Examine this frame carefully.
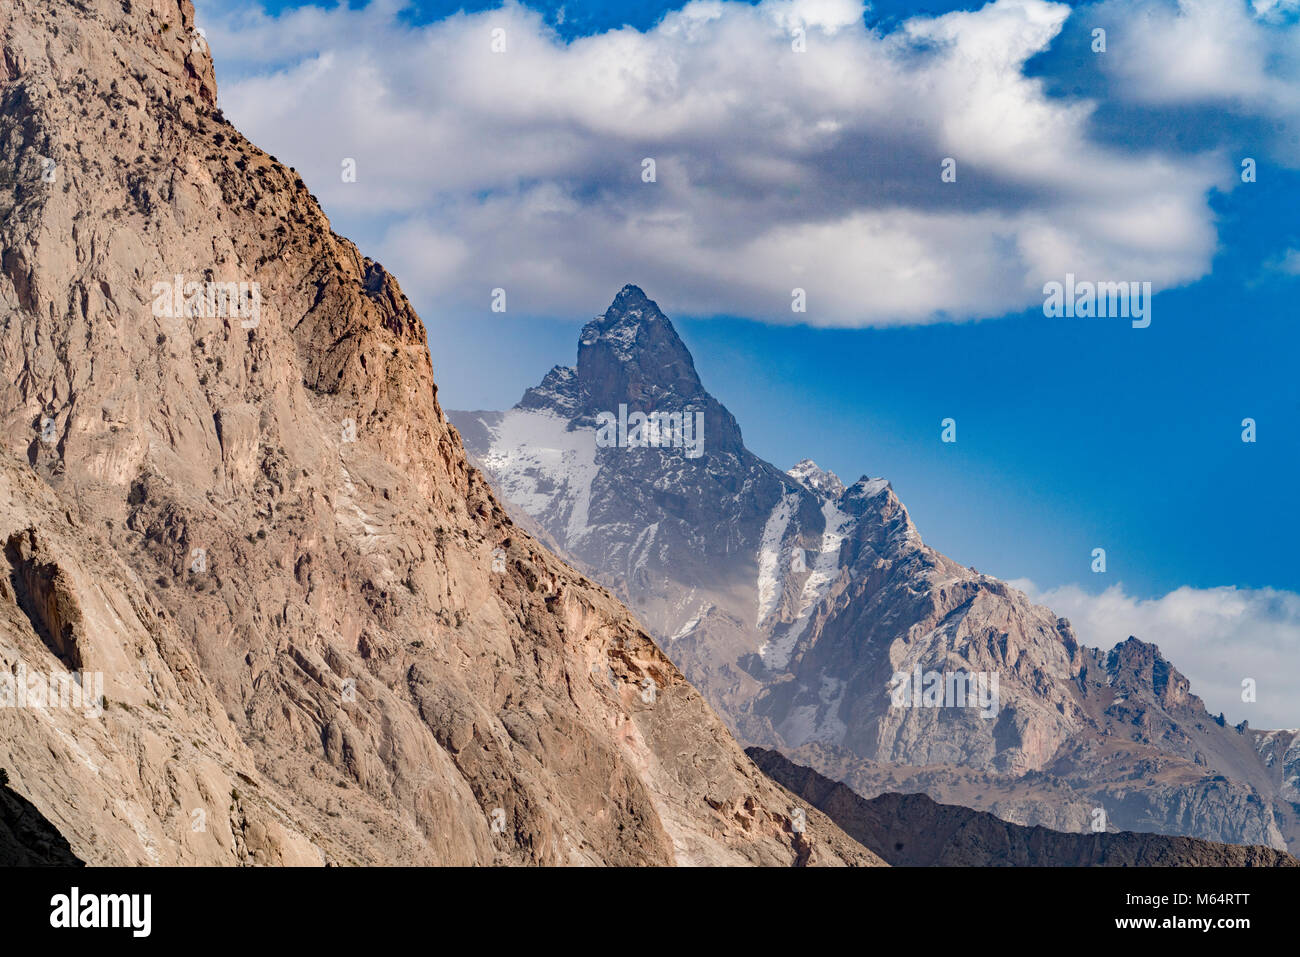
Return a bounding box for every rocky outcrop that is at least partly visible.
[453,286,1300,855]
[750,747,1299,867]
[5,526,87,669]
[0,0,879,866]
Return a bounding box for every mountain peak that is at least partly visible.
[512,286,746,454]
[1103,636,1195,710]
[517,364,581,417]
[614,283,650,305]
[579,284,677,361]
[788,459,847,499]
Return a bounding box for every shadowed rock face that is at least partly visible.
[0,0,879,866]
[5,528,87,670]
[453,288,1300,855]
[748,748,1300,867]
[0,773,83,866]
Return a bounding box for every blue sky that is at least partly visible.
[250,0,989,30]
[198,0,1300,722]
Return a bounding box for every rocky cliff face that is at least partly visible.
[749,748,1299,867]
[452,286,1300,854]
[0,0,879,866]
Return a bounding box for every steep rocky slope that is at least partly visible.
[0,0,879,866]
[0,458,321,863]
[749,748,1299,866]
[452,286,1300,854]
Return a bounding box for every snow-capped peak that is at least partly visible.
[788,459,846,499]
[579,285,662,361]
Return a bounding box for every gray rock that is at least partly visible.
[453,285,1300,855]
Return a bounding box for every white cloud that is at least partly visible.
[1273,247,1300,273]
[1252,0,1300,20]
[1094,0,1300,153]
[1012,579,1300,729]
[196,0,1236,324]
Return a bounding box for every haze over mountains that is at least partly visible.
[451,285,1300,854]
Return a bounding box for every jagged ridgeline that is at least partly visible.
[453,285,1300,855]
[0,0,880,866]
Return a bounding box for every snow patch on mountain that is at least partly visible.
[672,606,707,641]
[629,521,661,578]
[756,491,799,627]
[759,498,856,670]
[857,477,890,498]
[480,409,600,547]
[778,676,848,747]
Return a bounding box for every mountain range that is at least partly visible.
[451,284,1300,854]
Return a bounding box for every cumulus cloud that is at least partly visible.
[1012,580,1300,729]
[1094,0,1300,141]
[198,0,1238,324]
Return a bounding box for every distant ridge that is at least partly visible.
[749,747,1300,867]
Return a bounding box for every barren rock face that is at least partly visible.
[0,460,322,865]
[0,0,877,866]
[1,770,84,867]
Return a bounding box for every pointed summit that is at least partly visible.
[1104,636,1193,710]
[788,459,847,499]
[517,364,582,417]
[577,285,702,399]
[612,283,651,307]
[512,285,746,455]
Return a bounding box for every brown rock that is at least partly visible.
[0,0,879,866]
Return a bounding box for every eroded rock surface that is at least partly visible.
[0,0,877,866]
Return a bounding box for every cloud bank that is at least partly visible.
[1093,0,1300,149]
[194,0,1300,324]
